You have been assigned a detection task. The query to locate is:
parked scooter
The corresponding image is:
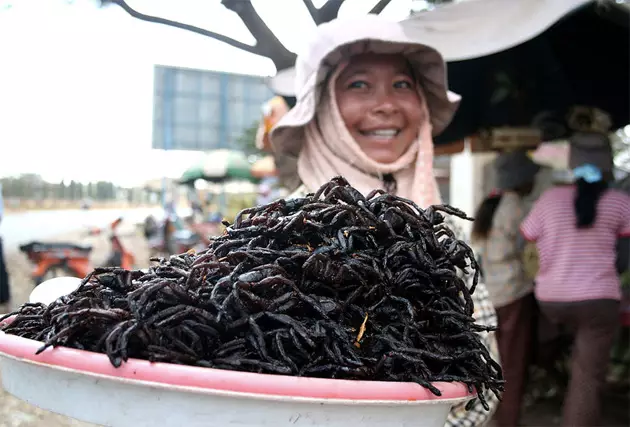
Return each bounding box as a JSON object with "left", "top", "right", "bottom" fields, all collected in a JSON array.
[
  {"left": 19, "top": 217, "right": 135, "bottom": 286},
  {"left": 144, "top": 214, "right": 192, "bottom": 256},
  {"left": 143, "top": 213, "right": 217, "bottom": 257}
]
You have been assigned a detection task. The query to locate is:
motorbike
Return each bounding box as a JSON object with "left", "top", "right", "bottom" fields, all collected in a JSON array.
[
  {"left": 143, "top": 213, "right": 221, "bottom": 257},
  {"left": 19, "top": 217, "right": 135, "bottom": 286},
  {"left": 144, "top": 214, "right": 198, "bottom": 256}
]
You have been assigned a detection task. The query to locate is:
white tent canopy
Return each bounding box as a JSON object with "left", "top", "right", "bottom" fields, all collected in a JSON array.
[
  {"left": 400, "top": 0, "right": 591, "bottom": 61},
  {"left": 268, "top": 0, "right": 596, "bottom": 97}
]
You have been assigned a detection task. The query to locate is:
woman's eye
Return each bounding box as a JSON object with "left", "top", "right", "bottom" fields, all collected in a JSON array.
[
  {"left": 394, "top": 80, "right": 414, "bottom": 89},
  {"left": 348, "top": 80, "right": 368, "bottom": 89}
]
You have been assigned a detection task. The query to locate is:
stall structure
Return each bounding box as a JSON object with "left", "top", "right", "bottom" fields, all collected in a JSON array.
[
  {"left": 409, "top": 0, "right": 629, "bottom": 232},
  {"left": 178, "top": 149, "right": 259, "bottom": 222}
]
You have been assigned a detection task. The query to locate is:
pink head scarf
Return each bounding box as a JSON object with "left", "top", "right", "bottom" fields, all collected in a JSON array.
[{"left": 296, "top": 63, "right": 442, "bottom": 208}]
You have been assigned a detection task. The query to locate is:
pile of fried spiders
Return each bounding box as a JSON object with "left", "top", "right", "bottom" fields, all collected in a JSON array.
[{"left": 1, "top": 176, "right": 503, "bottom": 409}]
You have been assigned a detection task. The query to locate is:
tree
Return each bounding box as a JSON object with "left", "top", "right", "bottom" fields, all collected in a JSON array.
[
  {"left": 57, "top": 180, "right": 66, "bottom": 199},
  {"left": 234, "top": 121, "right": 262, "bottom": 157},
  {"left": 100, "top": 0, "right": 396, "bottom": 73},
  {"left": 69, "top": 180, "right": 78, "bottom": 200},
  {"left": 87, "top": 182, "right": 95, "bottom": 199}
]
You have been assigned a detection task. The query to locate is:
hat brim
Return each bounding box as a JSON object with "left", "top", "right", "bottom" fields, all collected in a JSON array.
[
  {"left": 265, "top": 68, "right": 296, "bottom": 97},
  {"left": 270, "top": 39, "right": 461, "bottom": 159}
]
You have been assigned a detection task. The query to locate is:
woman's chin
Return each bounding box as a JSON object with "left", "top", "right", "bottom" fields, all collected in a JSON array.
[
  {"left": 363, "top": 150, "right": 405, "bottom": 164},
  {"left": 356, "top": 138, "right": 413, "bottom": 165},
  {"left": 372, "top": 156, "right": 398, "bottom": 164}
]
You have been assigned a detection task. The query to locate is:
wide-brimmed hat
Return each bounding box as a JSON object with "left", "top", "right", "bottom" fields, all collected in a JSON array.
[
  {"left": 494, "top": 150, "right": 541, "bottom": 190},
  {"left": 270, "top": 14, "right": 461, "bottom": 158}
]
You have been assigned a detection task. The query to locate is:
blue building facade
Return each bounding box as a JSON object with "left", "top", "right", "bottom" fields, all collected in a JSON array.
[{"left": 152, "top": 65, "right": 274, "bottom": 152}]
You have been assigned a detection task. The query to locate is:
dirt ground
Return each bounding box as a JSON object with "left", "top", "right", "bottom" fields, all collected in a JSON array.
[{"left": 0, "top": 225, "right": 628, "bottom": 426}]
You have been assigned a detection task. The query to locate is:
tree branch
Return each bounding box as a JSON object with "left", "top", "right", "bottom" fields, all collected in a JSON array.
[
  {"left": 303, "top": 0, "right": 344, "bottom": 24},
  {"left": 221, "top": 0, "right": 296, "bottom": 70},
  {"left": 369, "top": 0, "right": 392, "bottom": 14},
  {"left": 302, "top": 0, "right": 319, "bottom": 22},
  {"left": 100, "top": 0, "right": 260, "bottom": 55},
  {"left": 316, "top": 0, "right": 345, "bottom": 24}
]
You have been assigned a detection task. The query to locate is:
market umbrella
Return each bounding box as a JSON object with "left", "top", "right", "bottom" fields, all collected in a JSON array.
[
  {"left": 179, "top": 149, "right": 256, "bottom": 185},
  {"left": 251, "top": 155, "right": 277, "bottom": 179},
  {"left": 402, "top": 0, "right": 630, "bottom": 144}
]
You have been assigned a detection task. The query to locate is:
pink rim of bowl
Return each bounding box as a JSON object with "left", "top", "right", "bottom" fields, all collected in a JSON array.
[{"left": 0, "top": 317, "right": 473, "bottom": 402}]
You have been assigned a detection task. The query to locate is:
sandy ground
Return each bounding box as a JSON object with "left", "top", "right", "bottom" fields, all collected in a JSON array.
[{"left": 0, "top": 224, "right": 149, "bottom": 427}]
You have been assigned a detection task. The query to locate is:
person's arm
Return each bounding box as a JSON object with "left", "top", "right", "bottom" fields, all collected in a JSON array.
[
  {"left": 617, "top": 193, "right": 630, "bottom": 238},
  {"left": 485, "top": 196, "right": 522, "bottom": 264},
  {"left": 615, "top": 194, "right": 630, "bottom": 273},
  {"left": 520, "top": 193, "right": 545, "bottom": 242}
]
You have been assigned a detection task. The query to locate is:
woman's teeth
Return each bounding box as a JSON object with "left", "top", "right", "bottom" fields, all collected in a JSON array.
[{"left": 363, "top": 129, "right": 399, "bottom": 138}]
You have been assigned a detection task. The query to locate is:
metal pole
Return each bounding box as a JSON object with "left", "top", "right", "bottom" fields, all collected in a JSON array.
[
  {"left": 162, "top": 68, "right": 175, "bottom": 210},
  {"left": 219, "top": 72, "right": 229, "bottom": 150},
  {"left": 219, "top": 73, "right": 230, "bottom": 215},
  {"left": 196, "top": 70, "right": 203, "bottom": 152}
]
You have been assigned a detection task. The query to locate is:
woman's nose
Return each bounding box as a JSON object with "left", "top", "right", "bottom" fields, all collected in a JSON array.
[{"left": 372, "top": 88, "right": 398, "bottom": 115}]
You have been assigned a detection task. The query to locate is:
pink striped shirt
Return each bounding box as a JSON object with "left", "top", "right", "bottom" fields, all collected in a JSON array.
[{"left": 520, "top": 185, "right": 630, "bottom": 302}]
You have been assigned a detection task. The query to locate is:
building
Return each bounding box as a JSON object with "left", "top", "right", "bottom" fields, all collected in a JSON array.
[{"left": 152, "top": 66, "right": 274, "bottom": 152}]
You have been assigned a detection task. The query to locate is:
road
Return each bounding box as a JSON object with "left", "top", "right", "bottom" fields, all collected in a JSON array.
[{"left": 0, "top": 207, "right": 189, "bottom": 254}]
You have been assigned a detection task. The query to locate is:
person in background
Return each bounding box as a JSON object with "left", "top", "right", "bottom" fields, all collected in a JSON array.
[
  {"left": 255, "top": 96, "right": 300, "bottom": 193},
  {"left": 256, "top": 182, "right": 272, "bottom": 206},
  {"left": 471, "top": 150, "right": 540, "bottom": 427},
  {"left": 190, "top": 198, "right": 204, "bottom": 221},
  {"left": 270, "top": 14, "right": 500, "bottom": 426},
  {"left": 256, "top": 177, "right": 281, "bottom": 206},
  {"left": 520, "top": 130, "right": 630, "bottom": 426},
  {"left": 0, "top": 183, "right": 10, "bottom": 311}
]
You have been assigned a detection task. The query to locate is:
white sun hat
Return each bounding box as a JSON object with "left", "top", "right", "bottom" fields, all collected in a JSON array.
[{"left": 270, "top": 14, "right": 461, "bottom": 158}]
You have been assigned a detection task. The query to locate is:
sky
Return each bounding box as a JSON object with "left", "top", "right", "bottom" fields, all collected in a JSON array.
[{"left": 0, "top": 0, "right": 415, "bottom": 187}]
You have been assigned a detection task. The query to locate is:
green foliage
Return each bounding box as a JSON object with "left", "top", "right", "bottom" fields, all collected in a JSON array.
[
  {"left": 226, "top": 193, "right": 257, "bottom": 222},
  {"left": 0, "top": 174, "right": 150, "bottom": 203},
  {"left": 233, "top": 121, "right": 262, "bottom": 157}
]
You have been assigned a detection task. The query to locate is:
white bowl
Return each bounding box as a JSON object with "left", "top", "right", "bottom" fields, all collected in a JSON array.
[
  {"left": 0, "top": 317, "right": 474, "bottom": 427},
  {"left": 29, "top": 276, "right": 82, "bottom": 305}
]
